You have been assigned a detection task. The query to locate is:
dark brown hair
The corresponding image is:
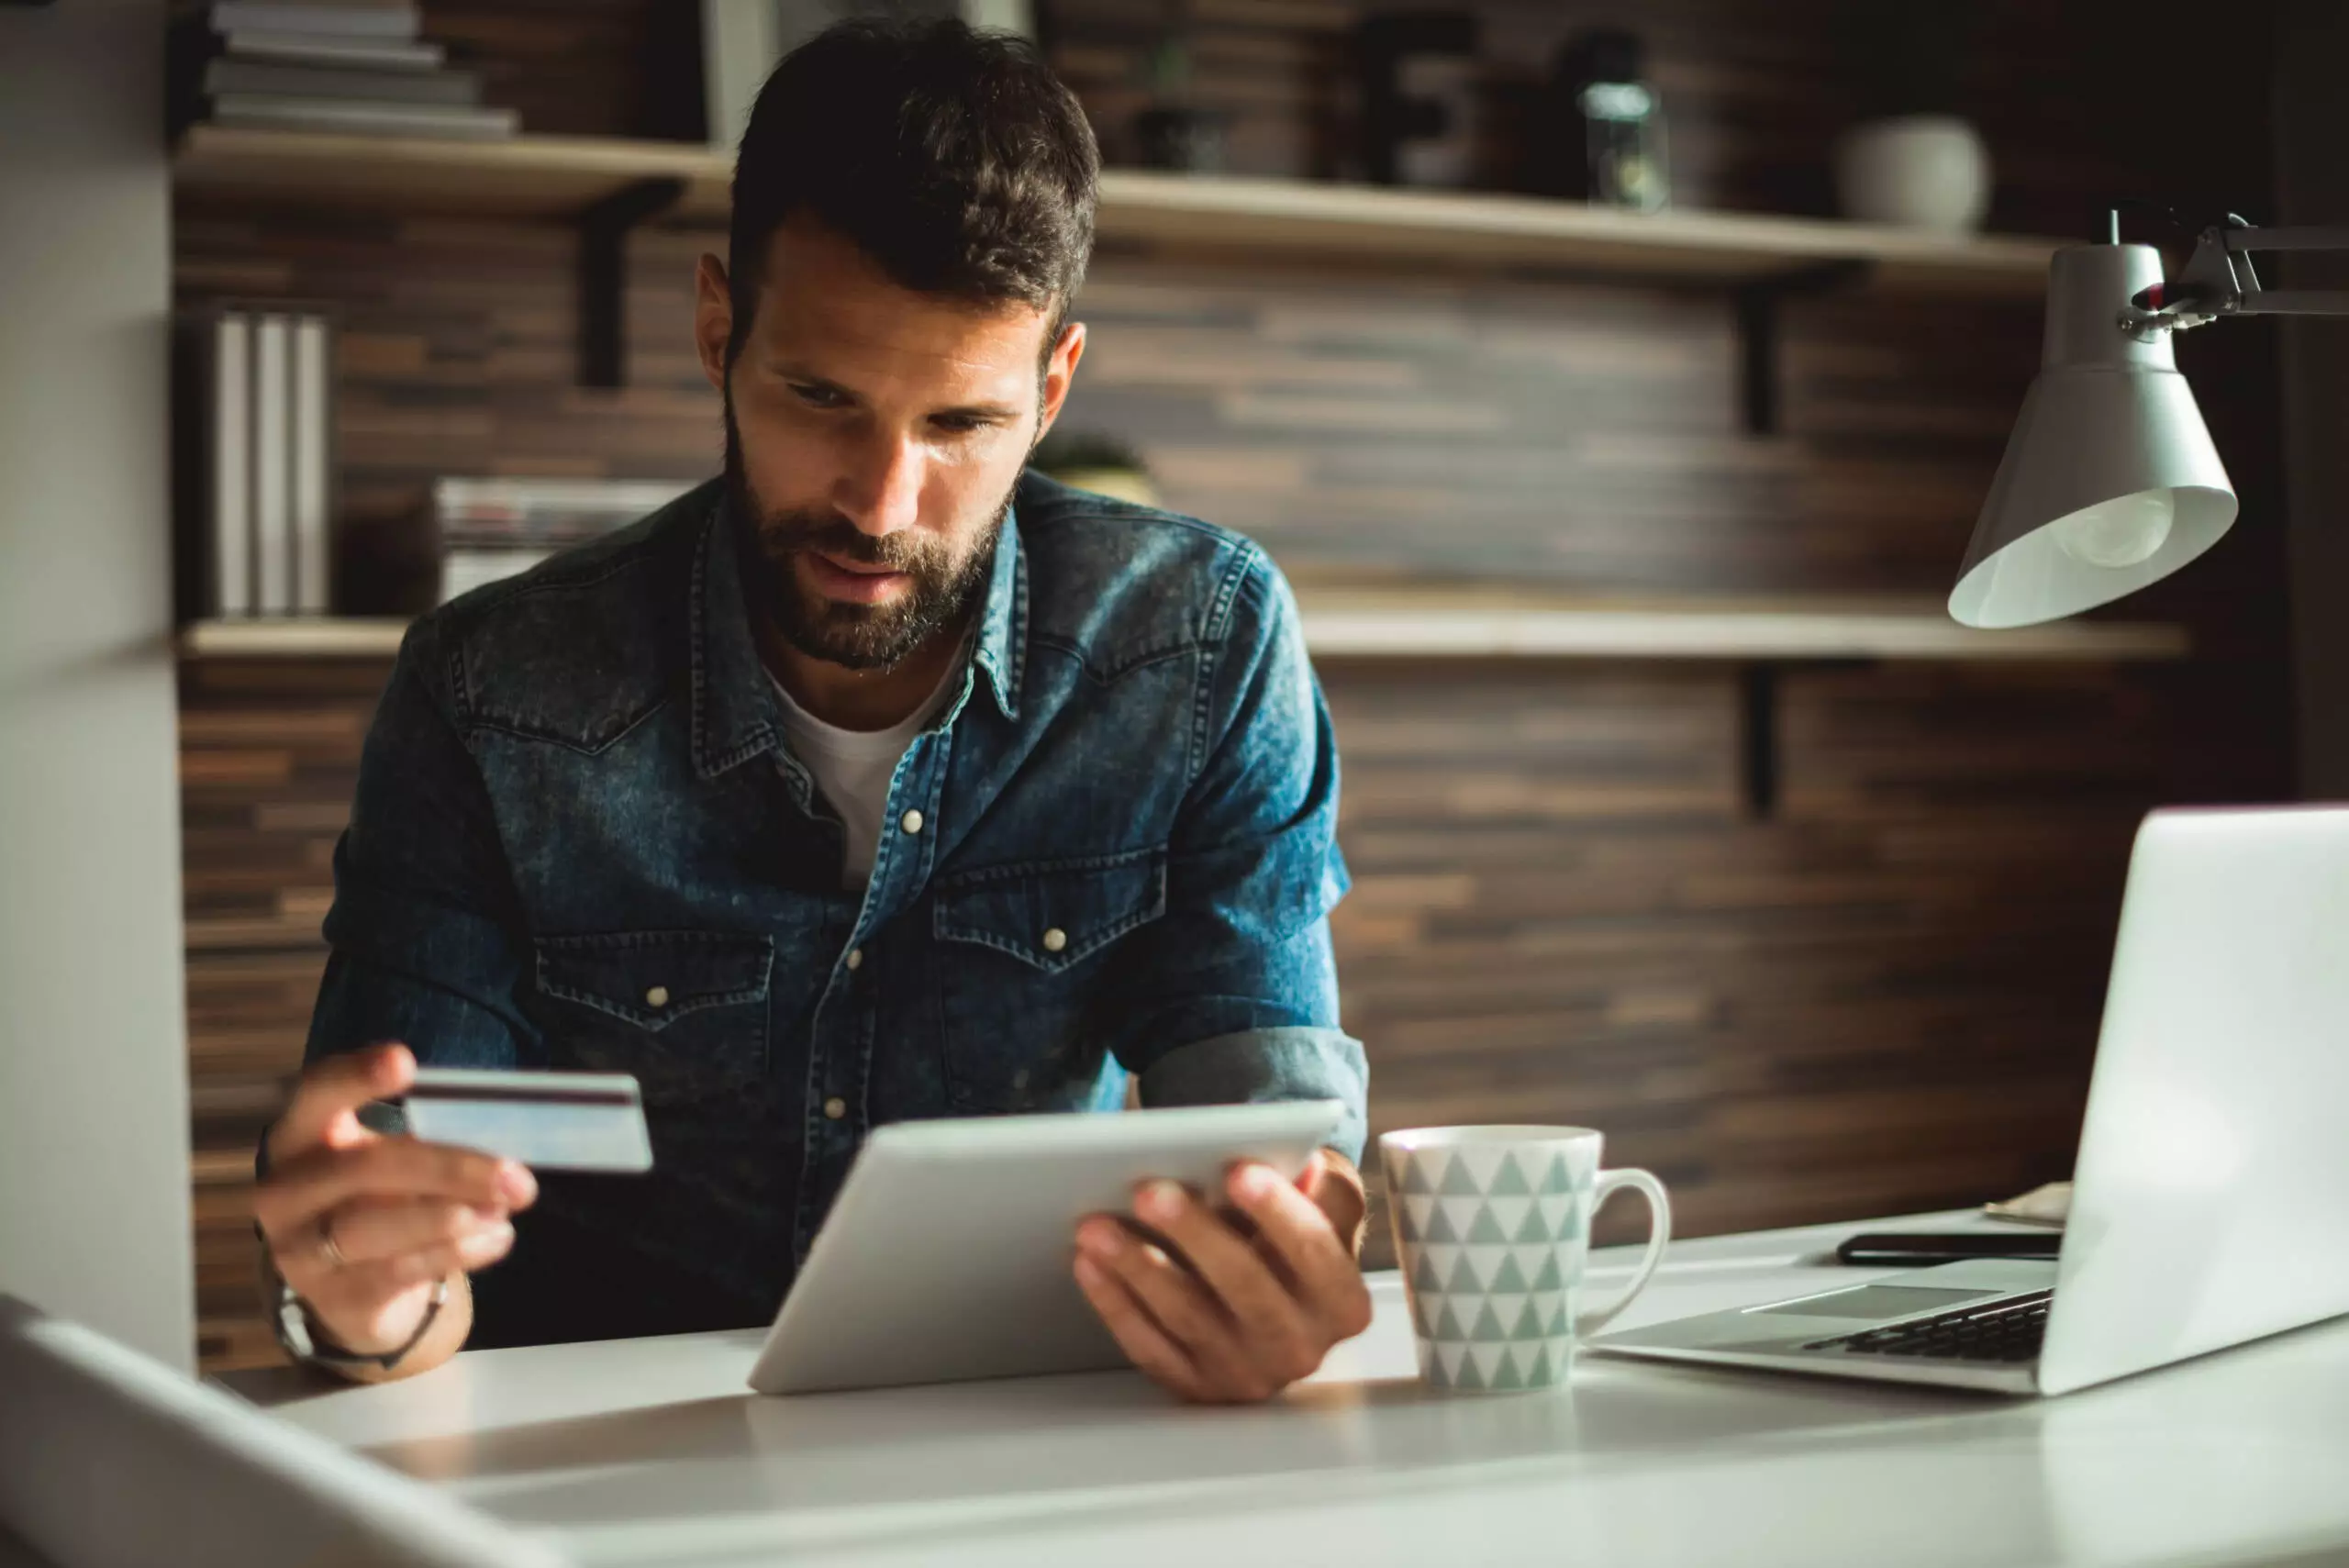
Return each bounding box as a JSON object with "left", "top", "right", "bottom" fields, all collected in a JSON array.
[{"left": 727, "top": 17, "right": 1100, "bottom": 365}]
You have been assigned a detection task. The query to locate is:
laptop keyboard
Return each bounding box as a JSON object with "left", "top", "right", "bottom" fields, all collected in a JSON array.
[{"left": 1801, "top": 1290, "right": 2054, "bottom": 1362}]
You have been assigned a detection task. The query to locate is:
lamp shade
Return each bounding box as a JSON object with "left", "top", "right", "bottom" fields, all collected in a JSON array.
[{"left": 1949, "top": 244, "right": 2237, "bottom": 628}]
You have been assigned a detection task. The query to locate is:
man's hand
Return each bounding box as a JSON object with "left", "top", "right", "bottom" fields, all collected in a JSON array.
[
  {"left": 253, "top": 1044, "right": 536, "bottom": 1360},
  {"left": 1072, "top": 1148, "right": 1374, "bottom": 1404}
]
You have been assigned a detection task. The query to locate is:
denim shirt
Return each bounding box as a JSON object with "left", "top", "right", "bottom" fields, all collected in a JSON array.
[{"left": 304, "top": 472, "right": 1364, "bottom": 1347}]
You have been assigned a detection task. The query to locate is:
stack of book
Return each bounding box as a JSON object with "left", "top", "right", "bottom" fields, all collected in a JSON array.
[
  {"left": 174, "top": 308, "right": 336, "bottom": 620},
  {"left": 432, "top": 478, "right": 697, "bottom": 604},
  {"left": 173, "top": 1, "right": 518, "bottom": 140}
]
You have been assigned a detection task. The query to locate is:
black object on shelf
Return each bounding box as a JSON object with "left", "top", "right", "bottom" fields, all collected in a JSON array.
[
  {"left": 1356, "top": 10, "right": 1480, "bottom": 189},
  {"left": 1544, "top": 28, "right": 1669, "bottom": 211},
  {"left": 1132, "top": 17, "right": 1229, "bottom": 173}
]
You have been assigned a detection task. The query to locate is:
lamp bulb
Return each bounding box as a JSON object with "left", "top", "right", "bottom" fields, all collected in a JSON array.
[{"left": 2051, "top": 491, "right": 2176, "bottom": 570}]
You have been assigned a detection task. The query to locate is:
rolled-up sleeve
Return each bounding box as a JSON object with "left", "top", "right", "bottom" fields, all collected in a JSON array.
[
  {"left": 305, "top": 617, "right": 540, "bottom": 1073},
  {"left": 1101, "top": 550, "right": 1367, "bottom": 1164}
]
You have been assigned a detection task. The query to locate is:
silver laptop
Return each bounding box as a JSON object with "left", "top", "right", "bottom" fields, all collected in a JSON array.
[{"left": 1595, "top": 806, "right": 2349, "bottom": 1396}]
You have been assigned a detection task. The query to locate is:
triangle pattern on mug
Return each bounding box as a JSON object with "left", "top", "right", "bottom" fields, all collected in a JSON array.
[
  {"left": 1446, "top": 1252, "right": 1486, "bottom": 1296},
  {"left": 1486, "top": 1153, "right": 1533, "bottom": 1197},
  {"left": 1438, "top": 1157, "right": 1483, "bottom": 1197},
  {"left": 1412, "top": 1250, "right": 1446, "bottom": 1296},
  {"left": 1390, "top": 1137, "right": 1612, "bottom": 1392}
]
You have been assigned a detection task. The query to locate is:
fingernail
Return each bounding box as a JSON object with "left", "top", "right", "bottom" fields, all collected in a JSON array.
[
  {"left": 1076, "top": 1219, "right": 1122, "bottom": 1258},
  {"left": 1074, "top": 1254, "right": 1103, "bottom": 1287},
  {"left": 1232, "top": 1163, "right": 1277, "bottom": 1201},
  {"left": 499, "top": 1163, "right": 537, "bottom": 1207},
  {"left": 469, "top": 1220, "right": 515, "bottom": 1253},
  {"left": 1138, "top": 1180, "right": 1185, "bottom": 1221}
]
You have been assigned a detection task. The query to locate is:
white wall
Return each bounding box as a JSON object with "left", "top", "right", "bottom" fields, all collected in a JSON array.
[{"left": 0, "top": 0, "right": 195, "bottom": 1369}]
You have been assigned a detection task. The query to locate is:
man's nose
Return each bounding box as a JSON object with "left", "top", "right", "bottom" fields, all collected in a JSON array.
[{"left": 835, "top": 431, "right": 925, "bottom": 539}]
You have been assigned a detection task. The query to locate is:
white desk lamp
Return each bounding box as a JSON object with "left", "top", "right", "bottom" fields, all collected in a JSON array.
[{"left": 1950, "top": 214, "right": 2349, "bottom": 628}]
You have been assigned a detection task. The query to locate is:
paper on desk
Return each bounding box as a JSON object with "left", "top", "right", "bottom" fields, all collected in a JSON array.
[{"left": 1985, "top": 1181, "right": 2071, "bottom": 1227}]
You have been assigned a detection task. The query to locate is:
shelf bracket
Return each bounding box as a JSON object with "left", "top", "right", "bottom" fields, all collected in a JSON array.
[
  {"left": 1735, "top": 658, "right": 1875, "bottom": 818},
  {"left": 1732, "top": 260, "right": 1872, "bottom": 437},
  {"left": 579, "top": 176, "right": 688, "bottom": 389},
  {"left": 1738, "top": 662, "right": 1780, "bottom": 817}
]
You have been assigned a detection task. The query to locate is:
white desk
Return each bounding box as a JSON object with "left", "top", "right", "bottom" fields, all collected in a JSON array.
[{"left": 221, "top": 1214, "right": 2349, "bottom": 1568}]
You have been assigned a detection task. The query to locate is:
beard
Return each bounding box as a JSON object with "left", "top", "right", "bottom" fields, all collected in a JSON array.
[{"left": 723, "top": 399, "right": 1009, "bottom": 673}]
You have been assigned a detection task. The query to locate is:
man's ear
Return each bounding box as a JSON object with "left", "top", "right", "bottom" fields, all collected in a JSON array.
[
  {"left": 694, "top": 253, "right": 734, "bottom": 395},
  {"left": 1033, "top": 320, "right": 1088, "bottom": 443}
]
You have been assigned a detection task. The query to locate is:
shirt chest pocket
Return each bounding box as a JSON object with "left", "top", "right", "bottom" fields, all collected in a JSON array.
[
  {"left": 533, "top": 929, "right": 774, "bottom": 1101},
  {"left": 930, "top": 847, "right": 1167, "bottom": 1110}
]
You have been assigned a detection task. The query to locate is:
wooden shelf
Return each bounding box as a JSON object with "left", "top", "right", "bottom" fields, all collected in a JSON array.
[
  {"left": 179, "top": 597, "right": 2187, "bottom": 666},
  {"left": 174, "top": 124, "right": 736, "bottom": 221},
  {"left": 173, "top": 125, "right": 2060, "bottom": 295},
  {"left": 1093, "top": 172, "right": 2059, "bottom": 295},
  {"left": 1292, "top": 585, "right": 2188, "bottom": 662},
  {"left": 181, "top": 618, "right": 410, "bottom": 659}
]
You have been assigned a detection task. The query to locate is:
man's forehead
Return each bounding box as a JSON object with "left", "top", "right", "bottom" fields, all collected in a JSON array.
[{"left": 751, "top": 218, "right": 1052, "bottom": 384}]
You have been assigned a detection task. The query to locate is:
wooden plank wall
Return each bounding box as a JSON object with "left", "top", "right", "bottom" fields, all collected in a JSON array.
[{"left": 175, "top": 0, "right": 2289, "bottom": 1364}]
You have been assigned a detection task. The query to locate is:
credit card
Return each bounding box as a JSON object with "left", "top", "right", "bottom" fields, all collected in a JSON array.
[{"left": 398, "top": 1067, "right": 653, "bottom": 1173}]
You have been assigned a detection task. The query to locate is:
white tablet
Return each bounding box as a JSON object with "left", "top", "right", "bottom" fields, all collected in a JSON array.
[{"left": 747, "top": 1100, "right": 1347, "bottom": 1396}]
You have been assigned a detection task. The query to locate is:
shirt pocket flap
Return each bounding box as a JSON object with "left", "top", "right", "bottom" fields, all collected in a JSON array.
[
  {"left": 535, "top": 929, "right": 774, "bottom": 1033},
  {"left": 932, "top": 848, "right": 1167, "bottom": 973}
]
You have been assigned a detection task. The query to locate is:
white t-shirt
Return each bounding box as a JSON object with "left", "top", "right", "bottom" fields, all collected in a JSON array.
[{"left": 771, "top": 663, "right": 959, "bottom": 889}]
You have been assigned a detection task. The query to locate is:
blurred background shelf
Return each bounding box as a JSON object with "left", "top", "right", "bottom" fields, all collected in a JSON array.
[
  {"left": 1292, "top": 585, "right": 2185, "bottom": 661},
  {"left": 175, "top": 124, "right": 734, "bottom": 221},
  {"left": 181, "top": 617, "right": 409, "bottom": 659},
  {"left": 179, "top": 597, "right": 2187, "bottom": 664},
  {"left": 173, "top": 125, "right": 2061, "bottom": 293}
]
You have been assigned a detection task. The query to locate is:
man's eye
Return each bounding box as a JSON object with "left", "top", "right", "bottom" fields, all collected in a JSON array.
[
  {"left": 791, "top": 384, "right": 847, "bottom": 409},
  {"left": 931, "top": 415, "right": 988, "bottom": 435}
]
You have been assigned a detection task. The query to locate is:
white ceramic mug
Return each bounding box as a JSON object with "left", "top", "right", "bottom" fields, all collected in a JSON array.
[{"left": 1379, "top": 1126, "right": 1671, "bottom": 1393}]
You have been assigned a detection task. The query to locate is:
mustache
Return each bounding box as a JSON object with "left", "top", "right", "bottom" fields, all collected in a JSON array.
[{"left": 758, "top": 510, "right": 944, "bottom": 573}]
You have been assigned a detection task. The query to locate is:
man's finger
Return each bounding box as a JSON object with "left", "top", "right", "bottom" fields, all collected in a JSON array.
[
  {"left": 1132, "top": 1181, "right": 1320, "bottom": 1377},
  {"left": 1073, "top": 1252, "right": 1207, "bottom": 1402},
  {"left": 1226, "top": 1162, "right": 1373, "bottom": 1340},
  {"left": 299, "top": 1228, "right": 511, "bottom": 1338},
  {"left": 268, "top": 1045, "right": 414, "bottom": 1161},
  {"left": 1078, "top": 1218, "right": 1269, "bottom": 1400},
  {"left": 317, "top": 1197, "right": 510, "bottom": 1266},
  {"left": 256, "top": 1139, "right": 532, "bottom": 1246}
]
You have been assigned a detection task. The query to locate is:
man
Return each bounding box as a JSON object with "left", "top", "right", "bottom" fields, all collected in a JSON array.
[{"left": 250, "top": 19, "right": 1370, "bottom": 1404}]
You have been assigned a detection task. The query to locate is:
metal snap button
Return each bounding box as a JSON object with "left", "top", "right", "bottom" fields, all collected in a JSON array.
[
  {"left": 823, "top": 1096, "right": 847, "bottom": 1120},
  {"left": 644, "top": 985, "right": 670, "bottom": 1008},
  {"left": 1041, "top": 928, "right": 1067, "bottom": 954},
  {"left": 899, "top": 809, "right": 924, "bottom": 835}
]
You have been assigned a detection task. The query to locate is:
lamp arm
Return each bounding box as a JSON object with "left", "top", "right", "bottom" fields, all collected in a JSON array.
[
  {"left": 2213, "top": 289, "right": 2349, "bottom": 318},
  {"left": 2220, "top": 223, "right": 2349, "bottom": 253},
  {"left": 2128, "top": 221, "right": 2349, "bottom": 329}
]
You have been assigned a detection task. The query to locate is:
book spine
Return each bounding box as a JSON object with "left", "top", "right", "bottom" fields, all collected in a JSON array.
[
  {"left": 212, "top": 313, "right": 253, "bottom": 617},
  {"left": 252, "top": 315, "right": 292, "bottom": 616},
  {"left": 208, "top": 94, "right": 519, "bottom": 139},
  {"left": 221, "top": 32, "right": 446, "bottom": 71},
  {"left": 293, "top": 316, "right": 332, "bottom": 616},
  {"left": 209, "top": 4, "right": 422, "bottom": 42},
  {"left": 203, "top": 58, "right": 483, "bottom": 105}
]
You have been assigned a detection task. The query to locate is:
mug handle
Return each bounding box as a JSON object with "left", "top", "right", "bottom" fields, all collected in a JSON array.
[{"left": 1575, "top": 1168, "right": 1673, "bottom": 1337}]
